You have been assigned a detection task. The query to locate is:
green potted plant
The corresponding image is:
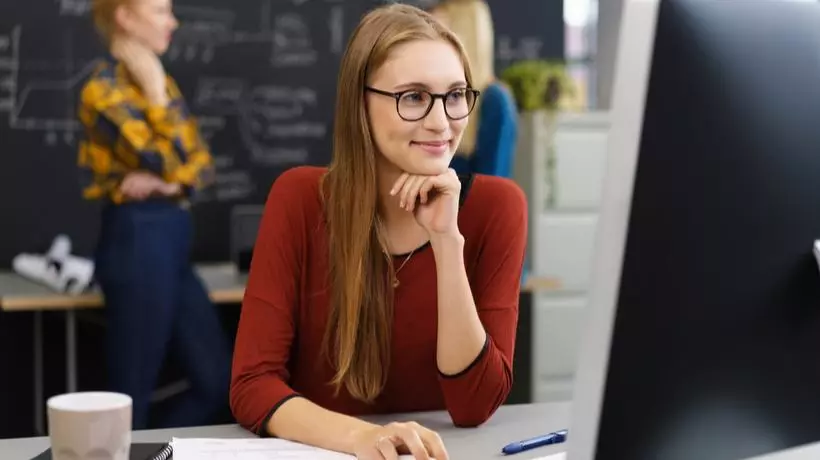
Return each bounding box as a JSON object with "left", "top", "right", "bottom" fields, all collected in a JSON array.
[
  {"left": 501, "top": 60, "right": 578, "bottom": 211},
  {"left": 500, "top": 59, "right": 578, "bottom": 112}
]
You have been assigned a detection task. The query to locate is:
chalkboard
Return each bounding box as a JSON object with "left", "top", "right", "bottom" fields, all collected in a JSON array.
[{"left": 0, "top": 0, "right": 562, "bottom": 268}]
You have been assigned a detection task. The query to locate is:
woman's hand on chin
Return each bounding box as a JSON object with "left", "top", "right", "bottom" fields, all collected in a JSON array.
[{"left": 389, "top": 168, "right": 461, "bottom": 238}]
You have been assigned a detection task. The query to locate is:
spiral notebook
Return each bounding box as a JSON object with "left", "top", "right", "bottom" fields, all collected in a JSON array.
[{"left": 31, "top": 442, "right": 172, "bottom": 460}]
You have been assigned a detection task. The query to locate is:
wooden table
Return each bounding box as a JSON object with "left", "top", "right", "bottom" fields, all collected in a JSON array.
[{"left": 0, "top": 263, "right": 560, "bottom": 436}]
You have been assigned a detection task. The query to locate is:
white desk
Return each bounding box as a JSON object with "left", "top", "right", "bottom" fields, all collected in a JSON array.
[
  {"left": 748, "top": 442, "right": 820, "bottom": 460},
  {"left": 4, "top": 400, "right": 820, "bottom": 459},
  {"left": 0, "top": 403, "right": 569, "bottom": 460}
]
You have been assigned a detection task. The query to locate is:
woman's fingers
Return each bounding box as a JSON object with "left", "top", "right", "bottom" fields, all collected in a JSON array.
[
  {"left": 400, "top": 175, "right": 425, "bottom": 212},
  {"left": 390, "top": 173, "right": 410, "bottom": 197},
  {"left": 390, "top": 424, "right": 431, "bottom": 460},
  {"left": 415, "top": 424, "right": 449, "bottom": 460},
  {"left": 418, "top": 179, "right": 436, "bottom": 206},
  {"left": 392, "top": 169, "right": 460, "bottom": 212},
  {"left": 375, "top": 435, "right": 400, "bottom": 460},
  {"left": 406, "top": 176, "right": 430, "bottom": 212},
  {"left": 355, "top": 422, "right": 445, "bottom": 460}
]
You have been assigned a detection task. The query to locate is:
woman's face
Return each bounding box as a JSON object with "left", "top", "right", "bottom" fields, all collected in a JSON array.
[
  {"left": 118, "top": 0, "right": 178, "bottom": 54},
  {"left": 366, "top": 39, "right": 471, "bottom": 176}
]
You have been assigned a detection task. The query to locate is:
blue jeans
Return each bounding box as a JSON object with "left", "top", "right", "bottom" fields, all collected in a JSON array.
[{"left": 94, "top": 200, "right": 231, "bottom": 429}]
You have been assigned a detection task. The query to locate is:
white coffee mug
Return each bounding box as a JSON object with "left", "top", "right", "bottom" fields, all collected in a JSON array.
[{"left": 47, "top": 392, "right": 132, "bottom": 460}]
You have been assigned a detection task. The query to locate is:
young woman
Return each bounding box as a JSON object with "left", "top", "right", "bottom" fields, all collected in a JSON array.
[
  {"left": 78, "top": 0, "right": 231, "bottom": 429},
  {"left": 431, "top": 0, "right": 519, "bottom": 178},
  {"left": 230, "top": 4, "right": 527, "bottom": 459}
]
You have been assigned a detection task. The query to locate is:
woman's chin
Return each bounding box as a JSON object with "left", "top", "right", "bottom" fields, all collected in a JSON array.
[
  {"left": 153, "top": 43, "right": 171, "bottom": 56},
  {"left": 409, "top": 158, "right": 453, "bottom": 176}
]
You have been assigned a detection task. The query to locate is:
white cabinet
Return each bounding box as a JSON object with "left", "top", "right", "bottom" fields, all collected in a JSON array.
[
  {"left": 534, "top": 214, "right": 598, "bottom": 292},
  {"left": 518, "top": 111, "right": 609, "bottom": 403},
  {"left": 533, "top": 295, "right": 587, "bottom": 402},
  {"left": 553, "top": 128, "right": 609, "bottom": 209}
]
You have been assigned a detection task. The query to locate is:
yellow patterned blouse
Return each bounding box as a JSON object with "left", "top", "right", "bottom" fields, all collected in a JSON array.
[{"left": 77, "top": 59, "right": 214, "bottom": 203}]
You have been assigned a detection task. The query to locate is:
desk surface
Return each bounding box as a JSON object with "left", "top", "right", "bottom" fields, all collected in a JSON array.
[
  {"left": 0, "top": 264, "right": 560, "bottom": 312},
  {"left": 0, "top": 402, "right": 569, "bottom": 459},
  {"left": 5, "top": 401, "right": 820, "bottom": 459},
  {"left": 0, "top": 264, "right": 246, "bottom": 311}
]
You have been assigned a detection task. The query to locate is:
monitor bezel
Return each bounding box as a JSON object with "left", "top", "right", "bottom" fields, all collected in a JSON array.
[{"left": 566, "top": 1, "right": 660, "bottom": 458}]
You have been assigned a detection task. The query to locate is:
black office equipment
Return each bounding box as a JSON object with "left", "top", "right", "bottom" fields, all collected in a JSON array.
[
  {"left": 32, "top": 442, "right": 171, "bottom": 460},
  {"left": 570, "top": 1, "right": 820, "bottom": 460},
  {"left": 230, "top": 205, "right": 263, "bottom": 273}
]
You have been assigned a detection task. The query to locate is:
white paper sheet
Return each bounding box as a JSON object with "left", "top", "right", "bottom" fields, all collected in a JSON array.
[{"left": 171, "top": 437, "right": 422, "bottom": 459}]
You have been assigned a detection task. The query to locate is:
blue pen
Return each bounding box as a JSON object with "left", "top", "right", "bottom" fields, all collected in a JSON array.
[{"left": 501, "top": 429, "right": 568, "bottom": 455}]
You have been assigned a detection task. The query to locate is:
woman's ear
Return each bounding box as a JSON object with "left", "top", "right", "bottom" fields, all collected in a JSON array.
[{"left": 113, "top": 4, "right": 133, "bottom": 35}]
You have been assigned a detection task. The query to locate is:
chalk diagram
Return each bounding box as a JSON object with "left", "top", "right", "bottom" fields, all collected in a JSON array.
[
  {"left": 0, "top": 25, "right": 91, "bottom": 146},
  {"left": 194, "top": 77, "right": 325, "bottom": 167},
  {"left": 56, "top": 0, "right": 91, "bottom": 16},
  {"left": 0, "top": 27, "right": 21, "bottom": 120},
  {"left": 0, "top": 0, "right": 346, "bottom": 151},
  {"left": 166, "top": 0, "right": 346, "bottom": 67}
]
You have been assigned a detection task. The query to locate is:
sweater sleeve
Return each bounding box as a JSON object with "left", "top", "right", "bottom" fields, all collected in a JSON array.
[
  {"left": 437, "top": 179, "right": 528, "bottom": 426},
  {"left": 229, "top": 167, "right": 312, "bottom": 435}
]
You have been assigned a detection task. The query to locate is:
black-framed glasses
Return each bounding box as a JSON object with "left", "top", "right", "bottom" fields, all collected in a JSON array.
[{"left": 365, "top": 86, "right": 480, "bottom": 121}]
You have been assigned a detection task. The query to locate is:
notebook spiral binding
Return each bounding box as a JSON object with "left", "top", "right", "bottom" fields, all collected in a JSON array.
[{"left": 152, "top": 444, "right": 173, "bottom": 460}]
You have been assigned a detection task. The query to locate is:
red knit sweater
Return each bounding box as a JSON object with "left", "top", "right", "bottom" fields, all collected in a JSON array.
[{"left": 229, "top": 166, "right": 527, "bottom": 434}]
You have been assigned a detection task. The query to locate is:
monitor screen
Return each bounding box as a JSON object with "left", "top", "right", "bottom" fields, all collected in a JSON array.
[{"left": 570, "top": 1, "right": 820, "bottom": 459}]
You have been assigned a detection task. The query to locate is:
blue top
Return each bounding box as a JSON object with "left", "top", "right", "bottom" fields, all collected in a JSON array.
[{"left": 450, "top": 81, "right": 518, "bottom": 178}]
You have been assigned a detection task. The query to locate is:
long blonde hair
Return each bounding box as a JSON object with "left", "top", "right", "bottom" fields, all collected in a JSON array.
[
  {"left": 432, "top": 0, "right": 495, "bottom": 155},
  {"left": 322, "top": 4, "right": 473, "bottom": 403}
]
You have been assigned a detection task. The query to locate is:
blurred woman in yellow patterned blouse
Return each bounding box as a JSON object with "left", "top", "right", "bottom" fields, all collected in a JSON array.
[{"left": 78, "top": 0, "right": 230, "bottom": 429}]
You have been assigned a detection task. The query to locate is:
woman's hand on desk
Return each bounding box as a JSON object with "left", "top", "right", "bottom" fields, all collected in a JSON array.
[{"left": 353, "top": 421, "right": 449, "bottom": 460}]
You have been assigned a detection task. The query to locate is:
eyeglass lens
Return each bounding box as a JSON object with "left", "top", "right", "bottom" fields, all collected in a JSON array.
[{"left": 397, "top": 89, "right": 476, "bottom": 121}]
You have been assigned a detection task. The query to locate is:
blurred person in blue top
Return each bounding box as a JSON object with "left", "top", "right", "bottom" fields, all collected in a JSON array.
[{"left": 431, "top": 0, "right": 518, "bottom": 178}]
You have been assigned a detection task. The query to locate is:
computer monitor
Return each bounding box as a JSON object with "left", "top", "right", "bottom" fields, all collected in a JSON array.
[{"left": 569, "top": 1, "right": 820, "bottom": 459}]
